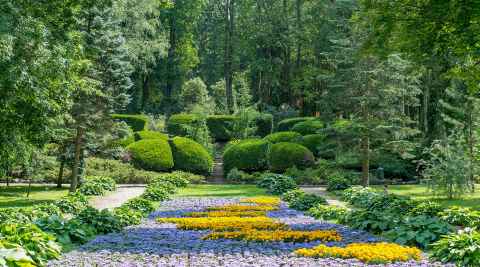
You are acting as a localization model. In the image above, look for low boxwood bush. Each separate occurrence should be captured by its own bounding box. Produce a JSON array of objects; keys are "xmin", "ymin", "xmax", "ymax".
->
[
  {"xmin": 134, "ymin": 130, "xmax": 168, "ymax": 141},
  {"xmin": 308, "ymin": 204, "xmax": 348, "ymax": 221},
  {"xmin": 127, "ymin": 139, "xmax": 174, "ymax": 172},
  {"xmin": 299, "ymin": 134, "xmax": 325, "ymax": 156},
  {"xmin": 282, "ymin": 189, "xmax": 327, "ymax": 211},
  {"xmin": 257, "ymin": 173, "xmax": 298, "ymax": 195},
  {"xmin": 264, "ymin": 131, "xmax": 302, "ymax": 144},
  {"xmin": 112, "ymin": 114, "xmax": 149, "ymax": 132},
  {"xmin": 206, "ymin": 115, "xmax": 238, "ymax": 141},
  {"xmin": 291, "ymin": 119, "xmax": 324, "ymax": 135},
  {"xmin": 277, "ymin": 117, "xmax": 315, "ymax": 132},
  {"xmin": 254, "ymin": 113, "xmax": 273, "ymax": 137},
  {"xmin": 79, "ymin": 176, "xmax": 116, "ymax": 196},
  {"xmin": 223, "ymin": 139, "xmax": 270, "ymax": 174},
  {"xmin": 76, "ymin": 207, "xmax": 123, "ymax": 234},
  {"xmin": 170, "ymin": 137, "xmax": 213, "ymax": 175},
  {"xmin": 431, "ymin": 228, "xmax": 480, "ymax": 266},
  {"xmin": 166, "ymin": 113, "xmax": 200, "ymax": 137},
  {"xmin": 268, "ymin": 142, "xmax": 314, "ymax": 172}
]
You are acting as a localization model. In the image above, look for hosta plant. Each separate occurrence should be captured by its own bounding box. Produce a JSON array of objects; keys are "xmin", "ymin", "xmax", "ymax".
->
[
  {"xmin": 439, "ymin": 206, "xmax": 480, "ymax": 227},
  {"xmin": 123, "ymin": 198, "xmax": 156, "ymax": 215},
  {"xmin": 431, "ymin": 228, "xmax": 480, "ymax": 267},
  {"xmin": 76, "ymin": 208, "xmax": 122, "ymax": 234},
  {"xmin": 308, "ymin": 204, "xmax": 348, "ymax": 221}
]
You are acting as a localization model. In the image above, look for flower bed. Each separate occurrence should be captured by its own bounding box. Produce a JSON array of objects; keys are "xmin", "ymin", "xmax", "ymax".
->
[
  {"xmin": 240, "ymin": 197, "xmax": 281, "ymax": 206},
  {"xmin": 203, "ymin": 229, "xmax": 341, "ymax": 243},
  {"xmin": 185, "ymin": 211, "xmax": 267, "ymax": 217},
  {"xmin": 157, "ymin": 216, "xmax": 288, "ymax": 231},
  {"xmin": 207, "ymin": 204, "xmax": 278, "ymax": 212}
]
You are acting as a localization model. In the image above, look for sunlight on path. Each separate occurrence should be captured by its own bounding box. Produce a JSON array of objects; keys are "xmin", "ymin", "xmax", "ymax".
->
[{"xmin": 90, "ymin": 185, "xmax": 146, "ymax": 210}]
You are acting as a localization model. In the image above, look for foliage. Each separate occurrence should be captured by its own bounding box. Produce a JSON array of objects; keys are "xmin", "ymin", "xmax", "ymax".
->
[
  {"xmin": 54, "ymin": 193, "xmax": 89, "ymax": 215},
  {"xmin": 112, "ymin": 114, "xmax": 149, "ymax": 132},
  {"xmin": 254, "ymin": 113, "xmax": 274, "ymax": 137},
  {"xmin": 341, "ymin": 209, "xmax": 400, "ymax": 234},
  {"xmin": 284, "ymin": 167, "xmax": 326, "ymax": 185},
  {"xmin": 170, "ymin": 137, "xmax": 213, "ymax": 175},
  {"xmin": 291, "ymin": 120, "xmax": 324, "ymax": 135},
  {"xmin": 231, "ymin": 107, "xmax": 260, "ymax": 140},
  {"xmin": 226, "ymin": 168, "xmax": 257, "ymax": 184},
  {"xmin": 113, "ymin": 206, "xmax": 143, "ymax": 228},
  {"xmin": 326, "ymin": 172, "xmax": 352, "ymax": 192},
  {"xmin": 299, "ymin": 134, "xmax": 325, "ymax": 157},
  {"xmin": 142, "ymin": 183, "xmax": 174, "ymax": 202},
  {"xmin": 180, "ymin": 77, "xmax": 210, "ymax": 112},
  {"xmin": 268, "ymin": 142, "xmax": 315, "ymax": 172},
  {"xmin": 34, "ymin": 215, "xmax": 96, "ymax": 245},
  {"xmin": 127, "ymin": 139, "xmax": 174, "ymax": 171},
  {"xmin": 76, "ymin": 207, "xmax": 122, "ymax": 234},
  {"xmin": 263, "ymin": 132, "xmax": 302, "ymax": 144},
  {"xmin": 206, "ymin": 115, "xmax": 238, "ymax": 141},
  {"xmin": 385, "ymin": 215, "xmax": 454, "ymax": 249},
  {"xmin": 134, "ymin": 130, "xmax": 168, "ymax": 141},
  {"xmin": 166, "ymin": 113, "xmax": 201, "ymax": 137},
  {"xmin": 308, "ymin": 204, "xmax": 348, "ymax": 221},
  {"xmin": 223, "ymin": 139, "xmax": 270, "ymax": 174},
  {"xmin": 408, "ymin": 201, "xmax": 444, "ymax": 217},
  {"xmin": 257, "ymin": 173, "xmax": 298, "ymax": 195},
  {"xmin": 431, "ymin": 228, "xmax": 480, "ymax": 267},
  {"xmin": 78, "ymin": 176, "xmax": 116, "ymax": 196},
  {"xmin": 439, "ymin": 206, "xmax": 480, "ymax": 227},
  {"xmin": 277, "ymin": 117, "xmax": 315, "ymax": 132},
  {"xmin": 0, "ymin": 240, "xmax": 35, "ymax": 267},
  {"xmin": 123, "ymin": 198, "xmax": 156, "ymax": 216},
  {"xmin": 282, "ymin": 190, "xmax": 327, "ymax": 211}
]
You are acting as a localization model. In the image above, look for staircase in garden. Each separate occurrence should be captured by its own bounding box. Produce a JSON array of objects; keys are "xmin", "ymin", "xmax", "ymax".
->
[{"xmin": 208, "ymin": 142, "xmax": 227, "ymax": 184}]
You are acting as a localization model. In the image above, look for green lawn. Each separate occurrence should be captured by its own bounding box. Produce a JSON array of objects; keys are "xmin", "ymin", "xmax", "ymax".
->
[
  {"xmin": 175, "ymin": 184, "xmax": 269, "ymax": 198},
  {"xmin": 0, "ymin": 185, "xmax": 69, "ymax": 208},
  {"xmin": 373, "ymin": 184, "xmax": 480, "ymax": 209}
]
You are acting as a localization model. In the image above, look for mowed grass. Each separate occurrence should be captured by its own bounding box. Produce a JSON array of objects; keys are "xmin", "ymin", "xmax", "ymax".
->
[
  {"xmin": 175, "ymin": 184, "xmax": 269, "ymax": 198},
  {"xmin": 0, "ymin": 184, "xmax": 69, "ymax": 208},
  {"xmin": 373, "ymin": 184, "xmax": 480, "ymax": 209}
]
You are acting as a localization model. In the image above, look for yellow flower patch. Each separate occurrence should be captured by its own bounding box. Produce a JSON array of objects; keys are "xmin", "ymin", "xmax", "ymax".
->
[
  {"xmin": 240, "ymin": 197, "xmax": 281, "ymax": 206},
  {"xmin": 157, "ymin": 216, "xmax": 288, "ymax": 231},
  {"xmin": 207, "ymin": 204, "xmax": 278, "ymax": 212},
  {"xmin": 203, "ymin": 229, "xmax": 342, "ymax": 243},
  {"xmin": 295, "ymin": 242, "xmax": 422, "ymax": 264},
  {"xmin": 184, "ymin": 211, "xmax": 267, "ymax": 217}
]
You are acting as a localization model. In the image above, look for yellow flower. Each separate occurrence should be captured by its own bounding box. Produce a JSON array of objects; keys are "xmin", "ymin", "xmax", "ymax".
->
[
  {"xmin": 240, "ymin": 197, "xmax": 281, "ymax": 206},
  {"xmin": 203, "ymin": 229, "xmax": 342, "ymax": 243},
  {"xmin": 184, "ymin": 211, "xmax": 267, "ymax": 217},
  {"xmin": 295, "ymin": 242, "xmax": 422, "ymax": 264},
  {"xmin": 207, "ymin": 204, "xmax": 278, "ymax": 212},
  {"xmin": 157, "ymin": 216, "xmax": 288, "ymax": 231}
]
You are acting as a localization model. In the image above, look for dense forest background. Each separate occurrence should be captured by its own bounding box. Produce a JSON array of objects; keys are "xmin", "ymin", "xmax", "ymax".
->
[{"xmin": 1, "ymin": 0, "xmax": 479, "ymax": 193}]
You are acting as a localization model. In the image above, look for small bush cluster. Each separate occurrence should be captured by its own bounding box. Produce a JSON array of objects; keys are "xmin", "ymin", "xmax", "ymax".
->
[
  {"xmin": 268, "ymin": 142, "xmax": 314, "ymax": 172},
  {"xmin": 282, "ymin": 189, "xmax": 327, "ymax": 211},
  {"xmin": 134, "ymin": 130, "xmax": 168, "ymax": 141},
  {"xmin": 206, "ymin": 115, "xmax": 238, "ymax": 141},
  {"xmin": 257, "ymin": 173, "xmax": 298, "ymax": 195},
  {"xmin": 308, "ymin": 204, "xmax": 348, "ymax": 221},
  {"xmin": 79, "ymin": 176, "xmax": 116, "ymax": 196},
  {"xmin": 277, "ymin": 117, "xmax": 315, "ymax": 132},
  {"xmin": 291, "ymin": 119, "xmax": 324, "ymax": 135},
  {"xmin": 226, "ymin": 168, "xmax": 258, "ymax": 184},
  {"xmin": 170, "ymin": 136, "xmax": 213, "ymax": 175},
  {"xmin": 254, "ymin": 113, "xmax": 273, "ymax": 137},
  {"xmin": 431, "ymin": 228, "xmax": 480, "ymax": 266},
  {"xmin": 127, "ymin": 139, "xmax": 174, "ymax": 172},
  {"xmin": 263, "ymin": 131, "xmax": 302, "ymax": 144},
  {"xmin": 112, "ymin": 114, "xmax": 149, "ymax": 132},
  {"xmin": 166, "ymin": 113, "xmax": 201, "ymax": 137},
  {"xmin": 223, "ymin": 139, "xmax": 270, "ymax": 174}
]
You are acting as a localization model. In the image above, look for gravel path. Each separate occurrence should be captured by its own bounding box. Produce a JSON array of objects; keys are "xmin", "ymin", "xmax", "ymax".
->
[
  {"xmin": 49, "ymin": 197, "xmax": 451, "ymax": 267},
  {"xmin": 90, "ymin": 185, "xmax": 146, "ymax": 210},
  {"xmin": 301, "ymin": 187, "xmax": 346, "ymax": 207}
]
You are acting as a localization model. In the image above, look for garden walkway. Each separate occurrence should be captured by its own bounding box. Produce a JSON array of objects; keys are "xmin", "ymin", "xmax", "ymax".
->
[
  {"xmin": 90, "ymin": 184, "xmax": 146, "ymax": 210},
  {"xmin": 49, "ymin": 197, "xmax": 448, "ymax": 267}
]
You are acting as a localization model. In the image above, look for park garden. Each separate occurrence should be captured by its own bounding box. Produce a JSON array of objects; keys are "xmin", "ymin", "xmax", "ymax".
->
[{"xmin": 1, "ymin": 0, "xmax": 480, "ymax": 266}]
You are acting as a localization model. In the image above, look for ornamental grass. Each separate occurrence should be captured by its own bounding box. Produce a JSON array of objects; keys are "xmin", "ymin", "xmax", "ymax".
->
[
  {"xmin": 240, "ymin": 197, "xmax": 281, "ymax": 206},
  {"xmin": 157, "ymin": 216, "xmax": 288, "ymax": 231},
  {"xmin": 207, "ymin": 204, "xmax": 278, "ymax": 212},
  {"xmin": 295, "ymin": 242, "xmax": 422, "ymax": 264},
  {"xmin": 203, "ymin": 229, "xmax": 342, "ymax": 243},
  {"xmin": 184, "ymin": 211, "xmax": 267, "ymax": 217}
]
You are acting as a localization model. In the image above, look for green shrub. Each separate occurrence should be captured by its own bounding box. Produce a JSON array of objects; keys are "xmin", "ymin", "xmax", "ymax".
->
[
  {"xmin": 254, "ymin": 113, "xmax": 273, "ymax": 137},
  {"xmin": 170, "ymin": 136, "xmax": 213, "ymax": 175},
  {"xmin": 112, "ymin": 114, "xmax": 149, "ymax": 132},
  {"xmin": 166, "ymin": 113, "xmax": 200, "ymax": 137},
  {"xmin": 223, "ymin": 139, "xmax": 270, "ymax": 174},
  {"xmin": 277, "ymin": 117, "xmax": 315, "ymax": 132},
  {"xmin": 291, "ymin": 120, "xmax": 324, "ymax": 135},
  {"xmin": 257, "ymin": 173, "xmax": 298, "ymax": 195},
  {"xmin": 113, "ymin": 206, "xmax": 143, "ymax": 227},
  {"xmin": 54, "ymin": 193, "xmax": 89, "ymax": 214},
  {"xmin": 0, "ymin": 223, "xmax": 62, "ymax": 265},
  {"xmin": 326, "ymin": 172, "xmax": 351, "ymax": 191},
  {"xmin": 308, "ymin": 204, "xmax": 348, "ymax": 221},
  {"xmin": 34, "ymin": 215, "xmax": 96, "ymax": 245},
  {"xmin": 268, "ymin": 142, "xmax": 314, "ymax": 172},
  {"xmin": 206, "ymin": 115, "xmax": 238, "ymax": 141},
  {"xmin": 76, "ymin": 207, "xmax": 123, "ymax": 234},
  {"xmin": 299, "ymin": 134, "xmax": 325, "ymax": 156},
  {"xmin": 285, "ymin": 167, "xmax": 325, "ymax": 185},
  {"xmin": 123, "ymin": 198, "xmax": 156, "ymax": 215},
  {"xmin": 0, "ymin": 240, "xmax": 36, "ymax": 266},
  {"xmin": 127, "ymin": 139, "xmax": 174, "ymax": 172},
  {"xmin": 79, "ymin": 176, "xmax": 116, "ymax": 196},
  {"xmin": 152, "ymin": 171, "xmax": 192, "ymax": 187},
  {"xmin": 431, "ymin": 228, "xmax": 480, "ymax": 266},
  {"xmin": 282, "ymin": 189, "xmax": 327, "ymax": 211},
  {"xmin": 226, "ymin": 168, "xmax": 257, "ymax": 184},
  {"xmin": 341, "ymin": 209, "xmax": 400, "ymax": 234},
  {"xmin": 439, "ymin": 206, "xmax": 480, "ymax": 227},
  {"xmin": 143, "ymin": 185, "xmax": 173, "ymax": 202},
  {"xmin": 342, "ymin": 186, "xmax": 415, "ymax": 213},
  {"xmin": 134, "ymin": 130, "xmax": 168, "ymax": 141},
  {"xmin": 264, "ymin": 131, "xmax": 302, "ymax": 144},
  {"xmin": 408, "ymin": 201, "xmax": 444, "ymax": 217}
]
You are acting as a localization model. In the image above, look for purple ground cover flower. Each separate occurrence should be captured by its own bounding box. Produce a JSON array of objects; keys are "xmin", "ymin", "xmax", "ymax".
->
[{"xmin": 48, "ymin": 198, "xmax": 453, "ymax": 267}]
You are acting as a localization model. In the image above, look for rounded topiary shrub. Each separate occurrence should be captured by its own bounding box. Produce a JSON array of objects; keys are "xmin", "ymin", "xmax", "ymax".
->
[
  {"xmin": 134, "ymin": 130, "xmax": 169, "ymax": 141},
  {"xmin": 264, "ymin": 131, "xmax": 302, "ymax": 144},
  {"xmin": 277, "ymin": 117, "xmax": 315, "ymax": 132},
  {"xmin": 268, "ymin": 142, "xmax": 315, "ymax": 172},
  {"xmin": 127, "ymin": 139, "xmax": 174, "ymax": 172},
  {"xmin": 206, "ymin": 115, "xmax": 238, "ymax": 141},
  {"xmin": 255, "ymin": 113, "xmax": 274, "ymax": 137},
  {"xmin": 223, "ymin": 139, "xmax": 270, "ymax": 174},
  {"xmin": 291, "ymin": 120, "xmax": 324, "ymax": 135},
  {"xmin": 166, "ymin": 113, "xmax": 200, "ymax": 137},
  {"xmin": 170, "ymin": 137, "xmax": 213, "ymax": 175},
  {"xmin": 299, "ymin": 134, "xmax": 325, "ymax": 156},
  {"xmin": 112, "ymin": 114, "xmax": 149, "ymax": 132}
]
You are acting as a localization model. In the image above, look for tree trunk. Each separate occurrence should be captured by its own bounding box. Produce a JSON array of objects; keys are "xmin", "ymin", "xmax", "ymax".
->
[
  {"xmin": 467, "ymin": 102, "xmax": 475, "ymax": 192},
  {"xmin": 295, "ymin": 0, "xmax": 302, "ymax": 69},
  {"xmin": 361, "ymin": 135, "xmax": 370, "ymax": 186},
  {"xmin": 57, "ymin": 160, "xmax": 65, "ymax": 189},
  {"xmin": 224, "ymin": 0, "xmax": 235, "ymax": 114},
  {"xmin": 70, "ymin": 127, "xmax": 84, "ymax": 192}
]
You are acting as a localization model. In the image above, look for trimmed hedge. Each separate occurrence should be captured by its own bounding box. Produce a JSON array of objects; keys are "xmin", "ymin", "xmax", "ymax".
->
[
  {"xmin": 264, "ymin": 131, "xmax": 302, "ymax": 144},
  {"xmin": 127, "ymin": 139, "xmax": 174, "ymax": 172},
  {"xmin": 291, "ymin": 120, "xmax": 324, "ymax": 135},
  {"xmin": 223, "ymin": 139, "xmax": 270, "ymax": 174},
  {"xmin": 134, "ymin": 130, "xmax": 168, "ymax": 141},
  {"xmin": 170, "ymin": 137, "xmax": 213, "ymax": 175},
  {"xmin": 112, "ymin": 114, "xmax": 149, "ymax": 132},
  {"xmin": 166, "ymin": 113, "xmax": 200, "ymax": 136},
  {"xmin": 268, "ymin": 142, "xmax": 315, "ymax": 172},
  {"xmin": 206, "ymin": 115, "xmax": 238, "ymax": 141},
  {"xmin": 299, "ymin": 134, "xmax": 325, "ymax": 156},
  {"xmin": 277, "ymin": 117, "xmax": 315, "ymax": 132},
  {"xmin": 255, "ymin": 113, "xmax": 274, "ymax": 137}
]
